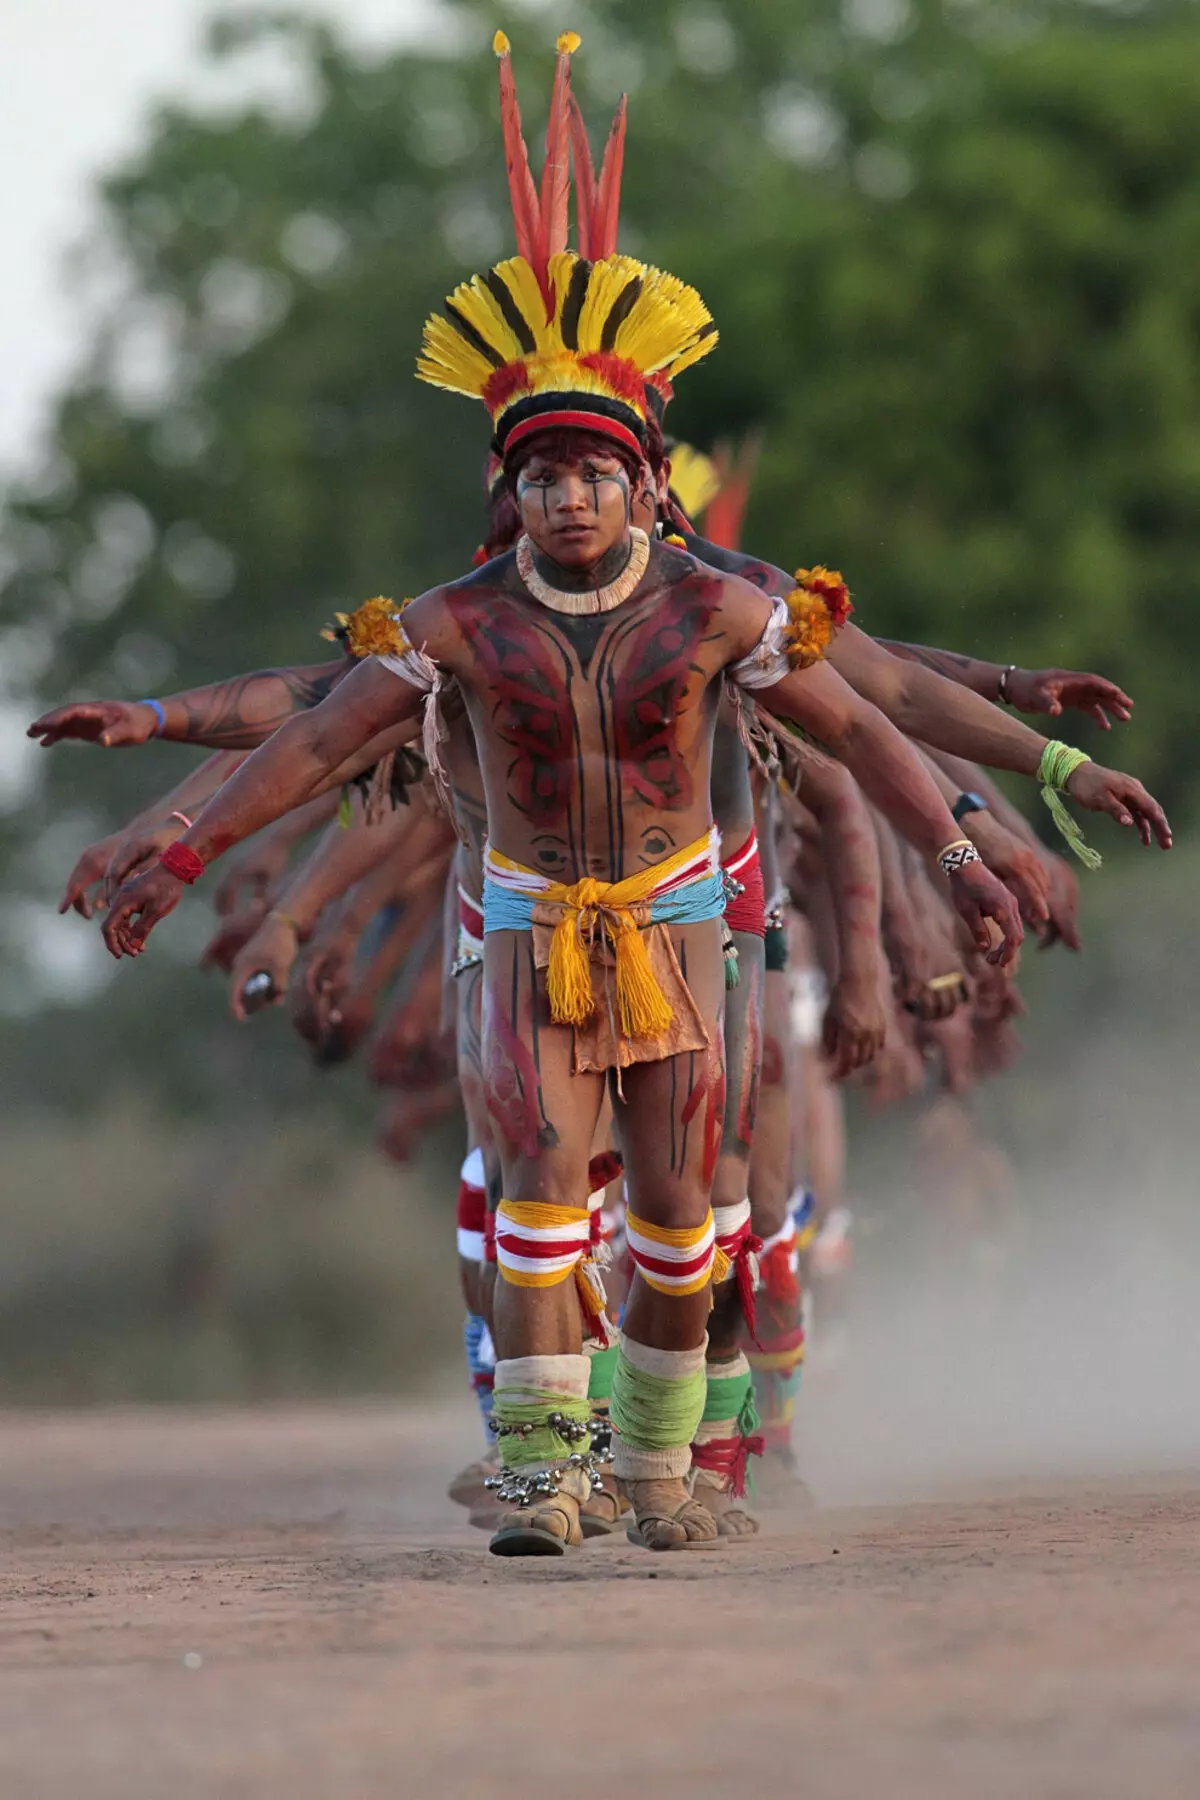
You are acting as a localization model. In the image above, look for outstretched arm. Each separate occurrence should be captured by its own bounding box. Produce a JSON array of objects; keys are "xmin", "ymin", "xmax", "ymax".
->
[
  {"xmin": 226, "ymin": 797, "xmax": 417, "ymax": 1017},
  {"xmin": 57, "ymin": 750, "xmax": 244, "ymax": 917},
  {"xmin": 101, "ymin": 656, "xmax": 427, "ymax": 959},
  {"xmin": 687, "ymin": 534, "xmax": 1163, "ymax": 836},
  {"xmin": 785, "ymin": 750, "xmax": 887, "ymax": 1078},
  {"xmin": 28, "ymin": 660, "xmax": 346, "ymax": 751},
  {"xmin": 874, "ymin": 639, "xmax": 1134, "ymax": 729},
  {"xmin": 829, "ymin": 623, "xmax": 1169, "ymax": 846},
  {"xmin": 748, "ymin": 651, "xmax": 1022, "ymax": 964}
]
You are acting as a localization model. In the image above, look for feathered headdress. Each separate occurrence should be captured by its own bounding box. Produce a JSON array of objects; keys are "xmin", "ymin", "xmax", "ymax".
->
[
  {"xmin": 416, "ymin": 32, "xmax": 718, "ymax": 459},
  {"xmin": 665, "ymin": 443, "xmax": 722, "ymax": 523}
]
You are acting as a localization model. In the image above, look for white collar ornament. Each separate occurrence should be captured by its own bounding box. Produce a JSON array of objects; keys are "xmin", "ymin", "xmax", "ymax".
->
[{"xmin": 515, "ymin": 528, "xmax": 651, "ymax": 615}]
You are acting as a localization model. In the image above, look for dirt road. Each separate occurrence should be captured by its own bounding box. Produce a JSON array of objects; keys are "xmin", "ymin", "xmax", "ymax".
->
[{"xmin": 0, "ymin": 1403, "xmax": 1197, "ymax": 1799}]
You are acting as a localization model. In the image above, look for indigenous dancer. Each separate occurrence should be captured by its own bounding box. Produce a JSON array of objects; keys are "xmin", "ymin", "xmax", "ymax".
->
[{"xmin": 98, "ymin": 38, "xmax": 1024, "ymax": 1559}]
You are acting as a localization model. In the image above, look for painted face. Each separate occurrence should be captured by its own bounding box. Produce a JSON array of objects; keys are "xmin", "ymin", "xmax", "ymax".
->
[{"xmin": 515, "ymin": 446, "xmax": 641, "ymax": 569}]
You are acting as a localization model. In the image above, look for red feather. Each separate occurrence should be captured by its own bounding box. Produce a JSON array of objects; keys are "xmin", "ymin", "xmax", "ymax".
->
[
  {"xmin": 496, "ymin": 48, "xmax": 547, "ymax": 291},
  {"xmin": 482, "ymin": 360, "xmax": 532, "ymax": 415},
  {"xmin": 541, "ymin": 44, "xmax": 574, "ymax": 261},
  {"xmin": 568, "ymin": 95, "xmax": 599, "ymax": 258},
  {"xmin": 578, "ymin": 350, "xmax": 646, "ymax": 406},
  {"xmin": 592, "ymin": 96, "xmax": 627, "ymax": 261},
  {"xmin": 701, "ymin": 434, "xmax": 762, "ymax": 551}
]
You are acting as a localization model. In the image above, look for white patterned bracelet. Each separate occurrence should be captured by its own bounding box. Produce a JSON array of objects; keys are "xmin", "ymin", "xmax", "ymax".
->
[{"xmin": 936, "ymin": 837, "xmax": 982, "ymax": 878}]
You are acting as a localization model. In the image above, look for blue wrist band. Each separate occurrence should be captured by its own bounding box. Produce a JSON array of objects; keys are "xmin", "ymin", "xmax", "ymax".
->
[{"xmin": 139, "ymin": 699, "xmax": 166, "ymax": 736}]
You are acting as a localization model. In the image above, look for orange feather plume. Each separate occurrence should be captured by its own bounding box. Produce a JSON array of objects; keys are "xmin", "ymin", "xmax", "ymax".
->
[
  {"xmin": 540, "ymin": 35, "xmax": 577, "ymax": 260},
  {"xmin": 494, "ymin": 33, "xmax": 547, "ymax": 300},
  {"xmin": 568, "ymin": 94, "xmax": 599, "ymax": 259},
  {"xmin": 592, "ymin": 96, "xmax": 627, "ymax": 262},
  {"xmin": 700, "ymin": 434, "xmax": 763, "ymax": 551}
]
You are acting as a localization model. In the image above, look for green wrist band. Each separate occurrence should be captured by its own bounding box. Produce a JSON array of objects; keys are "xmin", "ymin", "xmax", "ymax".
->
[{"xmin": 1037, "ymin": 741, "xmax": 1102, "ymax": 871}]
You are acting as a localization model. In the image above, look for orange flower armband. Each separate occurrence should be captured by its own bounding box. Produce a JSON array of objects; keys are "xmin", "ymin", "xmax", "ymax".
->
[
  {"xmin": 320, "ymin": 595, "xmax": 414, "ymax": 660},
  {"xmin": 782, "ymin": 566, "xmax": 853, "ymax": 671}
]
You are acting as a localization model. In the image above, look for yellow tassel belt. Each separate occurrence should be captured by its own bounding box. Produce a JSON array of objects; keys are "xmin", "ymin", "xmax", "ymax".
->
[{"xmin": 482, "ymin": 832, "xmax": 725, "ymax": 1042}]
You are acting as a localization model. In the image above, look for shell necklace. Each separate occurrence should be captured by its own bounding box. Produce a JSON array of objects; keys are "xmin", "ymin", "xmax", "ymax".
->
[{"xmin": 515, "ymin": 528, "xmax": 650, "ymax": 615}]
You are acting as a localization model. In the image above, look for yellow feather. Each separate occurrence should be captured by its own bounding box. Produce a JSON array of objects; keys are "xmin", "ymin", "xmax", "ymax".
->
[
  {"xmin": 667, "ymin": 443, "xmax": 721, "ymax": 518},
  {"xmin": 665, "ymin": 328, "xmax": 720, "ymax": 378},
  {"xmin": 556, "ymin": 31, "xmax": 581, "ymax": 54},
  {"xmin": 493, "ymin": 30, "xmax": 510, "ymax": 55},
  {"xmin": 451, "ymin": 274, "xmax": 528, "ymax": 364},
  {"xmin": 417, "ymin": 314, "xmax": 495, "ymax": 397},
  {"xmin": 547, "ymin": 252, "xmax": 577, "ymax": 344},
  {"xmin": 494, "ymin": 256, "xmax": 556, "ymax": 351},
  {"xmin": 575, "ymin": 255, "xmax": 647, "ymax": 352},
  {"xmin": 611, "ymin": 266, "xmax": 715, "ymax": 374}
]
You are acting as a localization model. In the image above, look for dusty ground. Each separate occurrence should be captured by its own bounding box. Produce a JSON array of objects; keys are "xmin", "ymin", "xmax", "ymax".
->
[{"xmin": 0, "ymin": 1404, "xmax": 1198, "ymax": 1798}]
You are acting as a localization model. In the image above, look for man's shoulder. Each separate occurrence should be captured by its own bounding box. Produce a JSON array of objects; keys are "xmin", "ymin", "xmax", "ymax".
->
[
  {"xmin": 446, "ymin": 548, "xmax": 518, "ymax": 595},
  {"xmin": 683, "ymin": 533, "xmax": 791, "ymax": 598}
]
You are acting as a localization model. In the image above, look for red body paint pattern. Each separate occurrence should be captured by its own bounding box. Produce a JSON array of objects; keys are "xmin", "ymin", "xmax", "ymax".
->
[
  {"xmin": 482, "ymin": 985, "xmax": 546, "ymax": 1161},
  {"xmin": 610, "ymin": 578, "xmax": 721, "ymax": 811},
  {"xmin": 448, "ymin": 591, "xmax": 575, "ymax": 827},
  {"xmin": 681, "ymin": 1047, "xmax": 727, "ymax": 1189},
  {"xmin": 841, "ymin": 878, "xmax": 881, "ymax": 939},
  {"xmin": 735, "ymin": 980, "xmax": 763, "ymax": 1148}
]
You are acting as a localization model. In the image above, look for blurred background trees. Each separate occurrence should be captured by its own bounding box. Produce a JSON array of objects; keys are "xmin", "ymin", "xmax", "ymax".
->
[{"xmin": 2, "ymin": 0, "xmax": 1198, "ymax": 1397}]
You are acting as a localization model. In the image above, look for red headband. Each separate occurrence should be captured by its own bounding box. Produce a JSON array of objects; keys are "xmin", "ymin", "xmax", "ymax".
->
[{"xmin": 504, "ymin": 410, "xmax": 644, "ymax": 460}]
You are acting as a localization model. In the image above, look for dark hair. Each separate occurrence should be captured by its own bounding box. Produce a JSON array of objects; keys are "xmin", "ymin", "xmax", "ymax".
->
[
  {"xmin": 480, "ymin": 480, "xmax": 522, "ymax": 560},
  {"xmin": 642, "ymin": 407, "xmax": 666, "ymax": 477},
  {"xmin": 504, "ymin": 427, "xmax": 644, "ymax": 495}
]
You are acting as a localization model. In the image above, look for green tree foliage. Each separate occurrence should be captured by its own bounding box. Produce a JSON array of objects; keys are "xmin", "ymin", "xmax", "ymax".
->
[{"xmin": 3, "ymin": 0, "xmax": 1198, "ymax": 1102}]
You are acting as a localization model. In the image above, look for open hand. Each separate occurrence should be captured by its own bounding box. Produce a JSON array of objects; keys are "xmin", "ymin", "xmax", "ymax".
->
[
  {"xmin": 102, "ymin": 865, "xmax": 185, "ymax": 957},
  {"xmin": 105, "ymin": 820, "xmax": 186, "ymax": 900},
  {"xmin": 946, "ymin": 861, "xmax": 1023, "ymax": 966},
  {"xmin": 228, "ymin": 913, "xmax": 300, "ymax": 1019},
  {"xmin": 1066, "ymin": 763, "xmax": 1172, "ymax": 849},
  {"xmin": 59, "ymin": 835, "xmax": 120, "ymax": 917},
  {"xmin": 28, "ymin": 699, "xmax": 161, "ymax": 749},
  {"xmin": 1037, "ymin": 852, "xmax": 1082, "ymax": 951},
  {"xmin": 212, "ymin": 842, "xmax": 289, "ymax": 919},
  {"xmin": 1005, "ymin": 668, "xmax": 1133, "ymax": 729},
  {"xmin": 822, "ymin": 962, "xmax": 888, "ymax": 1080},
  {"xmin": 963, "ymin": 813, "xmax": 1050, "ymax": 928},
  {"xmin": 886, "ymin": 916, "xmax": 969, "ymax": 1022}
]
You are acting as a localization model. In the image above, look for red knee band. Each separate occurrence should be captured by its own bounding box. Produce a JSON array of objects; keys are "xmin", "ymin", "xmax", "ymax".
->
[{"xmin": 457, "ymin": 1182, "xmax": 487, "ymax": 1233}]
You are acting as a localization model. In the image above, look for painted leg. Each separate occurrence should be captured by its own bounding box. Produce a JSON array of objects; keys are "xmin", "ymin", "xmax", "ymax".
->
[
  {"xmin": 612, "ymin": 920, "xmax": 727, "ymax": 1550},
  {"xmin": 747, "ymin": 960, "xmax": 812, "ymax": 1504},
  {"xmin": 481, "ymin": 930, "xmax": 606, "ymax": 1557},
  {"xmin": 700, "ymin": 929, "xmax": 765, "ymax": 1538}
]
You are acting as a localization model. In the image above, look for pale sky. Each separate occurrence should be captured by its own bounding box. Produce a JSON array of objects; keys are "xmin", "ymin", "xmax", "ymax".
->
[{"xmin": 0, "ymin": 0, "xmax": 450, "ymax": 477}]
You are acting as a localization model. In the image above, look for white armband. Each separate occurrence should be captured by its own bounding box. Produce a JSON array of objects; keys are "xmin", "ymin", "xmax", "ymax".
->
[{"xmin": 728, "ymin": 595, "xmax": 790, "ymax": 691}]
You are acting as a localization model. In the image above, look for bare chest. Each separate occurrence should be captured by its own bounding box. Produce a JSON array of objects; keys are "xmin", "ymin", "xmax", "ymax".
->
[{"xmin": 448, "ymin": 585, "xmax": 723, "ymax": 829}]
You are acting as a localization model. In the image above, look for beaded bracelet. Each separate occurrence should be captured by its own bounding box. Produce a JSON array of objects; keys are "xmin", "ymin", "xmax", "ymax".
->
[
  {"xmin": 936, "ymin": 837, "xmax": 982, "ymax": 878},
  {"xmin": 159, "ymin": 841, "xmax": 205, "ymax": 884},
  {"xmin": 997, "ymin": 665, "xmax": 1018, "ymax": 705}
]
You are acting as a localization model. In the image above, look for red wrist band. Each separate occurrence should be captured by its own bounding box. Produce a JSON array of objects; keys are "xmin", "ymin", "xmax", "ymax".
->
[{"xmin": 159, "ymin": 841, "xmax": 206, "ymax": 884}]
